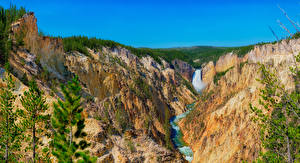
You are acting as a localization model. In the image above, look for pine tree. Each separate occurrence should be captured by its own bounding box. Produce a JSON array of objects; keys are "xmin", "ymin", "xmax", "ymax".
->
[
  {"xmin": 21, "ymin": 79, "xmax": 49, "ymax": 162},
  {"xmin": 0, "ymin": 5, "xmax": 26, "ymax": 65},
  {"xmin": 0, "ymin": 73, "xmax": 24, "ymax": 162},
  {"xmin": 51, "ymin": 76, "xmax": 96, "ymax": 163},
  {"xmin": 0, "ymin": 7, "xmax": 11, "ymax": 65},
  {"xmin": 250, "ymin": 54, "xmax": 300, "ymax": 162}
]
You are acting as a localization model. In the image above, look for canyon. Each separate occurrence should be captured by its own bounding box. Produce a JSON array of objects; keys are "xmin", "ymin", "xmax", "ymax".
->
[
  {"xmin": 179, "ymin": 39, "xmax": 299, "ymax": 162},
  {"xmin": 1, "ymin": 11, "xmax": 299, "ymax": 163},
  {"xmin": 6, "ymin": 12, "xmax": 196, "ymax": 162}
]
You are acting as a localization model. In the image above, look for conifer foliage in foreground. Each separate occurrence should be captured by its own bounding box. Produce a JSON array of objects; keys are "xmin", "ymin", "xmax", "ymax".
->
[
  {"xmin": 0, "ymin": 5, "xmax": 27, "ymax": 65},
  {"xmin": 0, "ymin": 72, "xmax": 24, "ymax": 162},
  {"xmin": 250, "ymin": 54, "xmax": 300, "ymax": 163},
  {"xmin": 21, "ymin": 80, "xmax": 49, "ymax": 162},
  {"xmin": 51, "ymin": 76, "xmax": 96, "ymax": 163}
]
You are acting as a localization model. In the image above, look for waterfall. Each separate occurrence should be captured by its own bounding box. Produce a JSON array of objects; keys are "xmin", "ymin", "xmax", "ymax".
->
[
  {"xmin": 168, "ymin": 70, "xmax": 205, "ymax": 162},
  {"xmin": 192, "ymin": 69, "xmax": 205, "ymax": 92}
]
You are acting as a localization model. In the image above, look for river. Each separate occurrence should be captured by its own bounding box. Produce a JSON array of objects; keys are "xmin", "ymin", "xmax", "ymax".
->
[{"xmin": 170, "ymin": 69, "xmax": 204, "ymax": 162}]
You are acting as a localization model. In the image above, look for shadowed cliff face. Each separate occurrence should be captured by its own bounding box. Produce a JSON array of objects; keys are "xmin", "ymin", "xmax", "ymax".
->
[
  {"xmin": 8, "ymin": 11, "xmax": 299, "ymax": 163},
  {"xmin": 64, "ymin": 48, "xmax": 196, "ymax": 137},
  {"xmin": 8, "ymin": 12, "xmax": 197, "ymax": 162},
  {"xmin": 179, "ymin": 39, "xmax": 299, "ymax": 163},
  {"xmin": 172, "ymin": 59, "xmax": 195, "ymax": 82}
]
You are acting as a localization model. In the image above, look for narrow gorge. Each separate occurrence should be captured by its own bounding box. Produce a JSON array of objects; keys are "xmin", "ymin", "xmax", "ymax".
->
[
  {"xmin": 170, "ymin": 104, "xmax": 194, "ymax": 162},
  {"xmin": 0, "ymin": 4, "xmax": 299, "ymax": 163},
  {"xmin": 170, "ymin": 68, "xmax": 206, "ymax": 162},
  {"xmin": 177, "ymin": 39, "xmax": 300, "ymax": 162}
]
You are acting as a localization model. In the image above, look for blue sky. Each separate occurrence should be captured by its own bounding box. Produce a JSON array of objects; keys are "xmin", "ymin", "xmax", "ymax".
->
[{"xmin": 1, "ymin": 0, "xmax": 300, "ymax": 48}]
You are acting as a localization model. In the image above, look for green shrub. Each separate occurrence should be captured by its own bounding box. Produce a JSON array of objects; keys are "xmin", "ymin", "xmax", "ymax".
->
[
  {"xmin": 234, "ymin": 45, "xmax": 254, "ymax": 57},
  {"xmin": 0, "ymin": 5, "xmax": 27, "ymax": 65},
  {"xmin": 180, "ymin": 74, "xmax": 198, "ymax": 95},
  {"xmin": 199, "ymin": 90, "xmax": 214, "ymax": 102},
  {"xmin": 115, "ymin": 107, "xmax": 131, "ymax": 133},
  {"xmin": 292, "ymin": 32, "xmax": 300, "ymax": 39},
  {"xmin": 239, "ymin": 61, "xmax": 248, "ymax": 70},
  {"xmin": 129, "ymin": 77, "xmax": 152, "ymax": 99},
  {"xmin": 163, "ymin": 108, "xmax": 173, "ymax": 150},
  {"xmin": 126, "ymin": 140, "xmax": 136, "ymax": 153},
  {"xmin": 151, "ymin": 45, "xmax": 254, "ymax": 68},
  {"xmin": 62, "ymin": 36, "xmax": 162, "ymax": 64},
  {"xmin": 213, "ymin": 67, "xmax": 233, "ymax": 85},
  {"xmin": 143, "ymin": 114, "xmax": 151, "ymax": 131},
  {"xmin": 184, "ymin": 109, "xmax": 201, "ymax": 127}
]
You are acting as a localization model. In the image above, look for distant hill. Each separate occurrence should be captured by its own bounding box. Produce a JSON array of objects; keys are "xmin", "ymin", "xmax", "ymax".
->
[
  {"xmin": 61, "ymin": 36, "xmax": 256, "ymax": 69},
  {"xmin": 152, "ymin": 45, "xmax": 254, "ymax": 68},
  {"xmin": 61, "ymin": 36, "xmax": 254, "ymax": 69}
]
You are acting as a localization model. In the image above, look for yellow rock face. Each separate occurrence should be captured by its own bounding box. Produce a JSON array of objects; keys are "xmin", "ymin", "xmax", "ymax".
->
[
  {"xmin": 180, "ymin": 39, "xmax": 298, "ymax": 163},
  {"xmin": 202, "ymin": 61, "xmax": 216, "ymax": 84},
  {"xmin": 7, "ymin": 12, "xmax": 197, "ymax": 162},
  {"xmin": 215, "ymin": 52, "xmax": 238, "ymax": 73}
]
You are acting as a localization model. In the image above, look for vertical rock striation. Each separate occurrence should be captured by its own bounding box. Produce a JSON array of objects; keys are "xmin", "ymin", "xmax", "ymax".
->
[
  {"xmin": 8, "ymin": 12, "xmax": 198, "ymax": 162},
  {"xmin": 180, "ymin": 40, "xmax": 299, "ymax": 163}
]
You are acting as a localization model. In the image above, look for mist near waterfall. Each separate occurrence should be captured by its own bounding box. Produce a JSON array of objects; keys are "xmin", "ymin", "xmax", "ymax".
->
[{"xmin": 192, "ymin": 69, "xmax": 206, "ymax": 92}]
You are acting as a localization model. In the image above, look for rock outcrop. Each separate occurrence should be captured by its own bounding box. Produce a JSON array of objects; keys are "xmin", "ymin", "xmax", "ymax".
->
[
  {"xmin": 179, "ymin": 40, "xmax": 298, "ymax": 163},
  {"xmin": 7, "ymin": 12, "xmax": 197, "ymax": 162},
  {"xmin": 172, "ymin": 59, "xmax": 195, "ymax": 81},
  {"xmin": 201, "ymin": 61, "xmax": 215, "ymax": 84},
  {"xmin": 215, "ymin": 52, "xmax": 239, "ymax": 73},
  {"xmin": 11, "ymin": 12, "xmax": 66, "ymax": 79},
  {"xmin": 8, "ymin": 10, "xmax": 298, "ymax": 163}
]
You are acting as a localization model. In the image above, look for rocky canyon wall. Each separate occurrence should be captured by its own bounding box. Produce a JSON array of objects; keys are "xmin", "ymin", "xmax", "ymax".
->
[
  {"xmin": 179, "ymin": 39, "xmax": 299, "ymax": 163},
  {"xmin": 7, "ymin": 12, "xmax": 197, "ymax": 162}
]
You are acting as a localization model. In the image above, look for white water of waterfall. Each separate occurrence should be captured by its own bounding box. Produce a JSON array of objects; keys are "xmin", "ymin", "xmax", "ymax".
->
[
  {"xmin": 192, "ymin": 69, "xmax": 205, "ymax": 92},
  {"xmin": 169, "ymin": 70, "xmax": 205, "ymax": 162}
]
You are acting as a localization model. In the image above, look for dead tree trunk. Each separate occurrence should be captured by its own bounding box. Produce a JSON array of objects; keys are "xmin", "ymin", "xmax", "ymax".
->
[
  {"xmin": 278, "ymin": 20, "xmax": 293, "ymax": 37},
  {"xmin": 278, "ymin": 5, "xmax": 300, "ymax": 32}
]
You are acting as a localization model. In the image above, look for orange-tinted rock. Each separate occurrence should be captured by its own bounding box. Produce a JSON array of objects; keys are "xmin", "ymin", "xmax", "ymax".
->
[
  {"xmin": 215, "ymin": 52, "xmax": 238, "ymax": 72},
  {"xmin": 11, "ymin": 12, "xmax": 66, "ymax": 79},
  {"xmin": 8, "ymin": 12, "xmax": 195, "ymax": 162},
  {"xmin": 202, "ymin": 61, "xmax": 216, "ymax": 84},
  {"xmin": 11, "ymin": 12, "xmax": 39, "ymax": 54},
  {"xmin": 179, "ymin": 39, "xmax": 298, "ymax": 163},
  {"xmin": 172, "ymin": 59, "xmax": 195, "ymax": 81}
]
